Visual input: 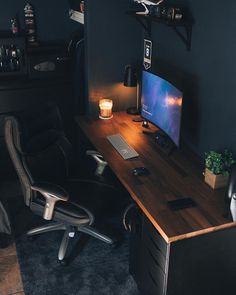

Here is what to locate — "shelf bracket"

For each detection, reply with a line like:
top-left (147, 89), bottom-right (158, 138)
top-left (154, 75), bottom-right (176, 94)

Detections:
top-left (172, 25), bottom-right (192, 51)
top-left (128, 11), bottom-right (193, 51)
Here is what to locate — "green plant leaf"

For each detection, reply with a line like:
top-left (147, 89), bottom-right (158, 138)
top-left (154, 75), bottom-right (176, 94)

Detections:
top-left (204, 149), bottom-right (235, 175)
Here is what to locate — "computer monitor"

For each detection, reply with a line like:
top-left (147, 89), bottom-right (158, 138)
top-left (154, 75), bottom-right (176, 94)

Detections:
top-left (141, 70), bottom-right (183, 147)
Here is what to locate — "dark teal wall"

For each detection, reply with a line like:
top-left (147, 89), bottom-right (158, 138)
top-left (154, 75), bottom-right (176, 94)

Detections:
top-left (85, 0), bottom-right (142, 115)
top-left (148, 0), bottom-right (236, 156)
top-left (1, 1), bottom-right (234, 157)
top-left (0, 0), bottom-right (78, 41)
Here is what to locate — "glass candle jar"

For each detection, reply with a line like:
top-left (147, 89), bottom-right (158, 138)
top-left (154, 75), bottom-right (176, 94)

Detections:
top-left (99, 99), bottom-right (113, 119)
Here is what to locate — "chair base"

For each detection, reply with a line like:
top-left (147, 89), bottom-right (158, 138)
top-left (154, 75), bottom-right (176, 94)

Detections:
top-left (27, 222), bottom-right (114, 262)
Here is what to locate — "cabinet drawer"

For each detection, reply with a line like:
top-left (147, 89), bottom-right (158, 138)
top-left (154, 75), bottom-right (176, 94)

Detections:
top-left (143, 216), bottom-right (167, 257)
top-left (143, 229), bottom-right (167, 273)
top-left (142, 246), bottom-right (166, 295)
top-left (145, 269), bottom-right (165, 295)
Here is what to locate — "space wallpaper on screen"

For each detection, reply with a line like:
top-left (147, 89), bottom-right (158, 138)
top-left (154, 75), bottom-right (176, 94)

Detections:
top-left (141, 71), bottom-right (183, 146)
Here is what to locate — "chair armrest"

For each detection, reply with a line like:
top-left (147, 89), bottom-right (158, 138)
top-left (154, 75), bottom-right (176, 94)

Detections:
top-left (228, 164), bottom-right (236, 200)
top-left (228, 164), bottom-right (236, 221)
top-left (122, 203), bottom-right (140, 232)
top-left (86, 150), bottom-right (108, 176)
top-left (31, 182), bottom-right (69, 221)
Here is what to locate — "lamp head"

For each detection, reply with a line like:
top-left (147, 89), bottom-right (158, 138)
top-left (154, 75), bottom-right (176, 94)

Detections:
top-left (123, 65), bottom-right (137, 87)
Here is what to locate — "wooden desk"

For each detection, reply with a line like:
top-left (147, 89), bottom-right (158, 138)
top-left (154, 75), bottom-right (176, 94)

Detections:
top-left (76, 112), bottom-right (236, 295)
top-left (76, 112), bottom-right (234, 242)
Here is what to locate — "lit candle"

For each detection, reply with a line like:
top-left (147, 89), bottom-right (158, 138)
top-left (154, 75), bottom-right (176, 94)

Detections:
top-left (99, 99), bottom-right (113, 119)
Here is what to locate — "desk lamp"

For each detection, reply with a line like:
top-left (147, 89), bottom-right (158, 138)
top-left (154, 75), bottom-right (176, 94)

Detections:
top-left (123, 64), bottom-right (140, 115)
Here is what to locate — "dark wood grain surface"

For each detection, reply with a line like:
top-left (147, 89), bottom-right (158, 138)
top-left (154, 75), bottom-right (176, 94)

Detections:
top-left (76, 112), bottom-right (235, 242)
top-left (0, 243), bottom-right (24, 295)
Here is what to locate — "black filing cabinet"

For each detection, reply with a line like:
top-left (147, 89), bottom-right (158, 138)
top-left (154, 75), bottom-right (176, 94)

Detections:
top-left (130, 213), bottom-right (236, 295)
top-left (130, 214), bottom-right (169, 295)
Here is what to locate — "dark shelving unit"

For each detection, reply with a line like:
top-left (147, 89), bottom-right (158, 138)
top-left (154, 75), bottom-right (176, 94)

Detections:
top-left (127, 11), bottom-right (193, 51)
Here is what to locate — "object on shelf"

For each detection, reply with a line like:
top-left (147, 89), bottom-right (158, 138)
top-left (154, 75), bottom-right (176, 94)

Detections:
top-left (133, 0), bottom-right (164, 15)
top-left (127, 10), bottom-right (193, 50)
top-left (24, 3), bottom-right (37, 46)
top-left (0, 35), bottom-right (27, 76)
top-left (80, 1), bottom-right (85, 13)
top-left (11, 16), bottom-right (19, 35)
top-left (69, 9), bottom-right (84, 24)
top-left (150, 5), bottom-right (183, 20)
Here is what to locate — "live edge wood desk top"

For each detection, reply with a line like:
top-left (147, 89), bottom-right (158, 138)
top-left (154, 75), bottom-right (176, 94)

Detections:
top-left (76, 112), bottom-right (235, 243)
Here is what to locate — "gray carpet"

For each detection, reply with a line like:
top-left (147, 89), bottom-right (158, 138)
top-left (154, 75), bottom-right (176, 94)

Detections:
top-left (3, 179), bottom-right (140, 294)
top-left (17, 233), bottom-right (138, 295)
top-left (14, 211), bottom-right (140, 295)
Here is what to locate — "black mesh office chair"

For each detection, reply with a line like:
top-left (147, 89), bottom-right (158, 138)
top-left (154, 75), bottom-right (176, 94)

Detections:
top-left (4, 103), bottom-right (123, 264)
top-left (227, 163), bottom-right (236, 221)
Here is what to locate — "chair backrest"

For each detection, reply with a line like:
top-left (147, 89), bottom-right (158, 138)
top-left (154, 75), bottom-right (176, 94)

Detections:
top-left (4, 103), bottom-right (74, 206)
top-left (228, 163), bottom-right (236, 200)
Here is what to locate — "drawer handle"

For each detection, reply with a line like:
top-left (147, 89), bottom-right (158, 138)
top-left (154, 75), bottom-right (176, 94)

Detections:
top-left (148, 234), bottom-right (166, 258)
top-left (148, 270), bottom-right (159, 288)
top-left (148, 248), bottom-right (163, 270)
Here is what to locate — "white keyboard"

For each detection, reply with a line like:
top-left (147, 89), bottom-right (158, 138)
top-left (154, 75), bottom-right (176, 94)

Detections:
top-left (107, 133), bottom-right (139, 160)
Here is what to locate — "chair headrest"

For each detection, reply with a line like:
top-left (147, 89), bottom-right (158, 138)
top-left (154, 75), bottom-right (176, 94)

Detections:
top-left (6, 103), bottom-right (65, 154)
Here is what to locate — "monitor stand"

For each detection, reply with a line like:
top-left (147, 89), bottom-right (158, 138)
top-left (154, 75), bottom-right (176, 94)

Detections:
top-left (143, 130), bottom-right (176, 156)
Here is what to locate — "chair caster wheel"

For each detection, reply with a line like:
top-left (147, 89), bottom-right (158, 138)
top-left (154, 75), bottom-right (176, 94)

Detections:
top-left (58, 259), bottom-right (67, 266)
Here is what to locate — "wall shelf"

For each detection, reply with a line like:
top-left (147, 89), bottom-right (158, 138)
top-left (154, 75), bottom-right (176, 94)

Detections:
top-left (127, 11), bottom-right (193, 51)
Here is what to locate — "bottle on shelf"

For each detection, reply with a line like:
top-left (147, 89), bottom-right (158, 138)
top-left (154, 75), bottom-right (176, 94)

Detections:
top-left (80, 1), bottom-right (85, 13)
top-left (24, 3), bottom-right (37, 46)
top-left (11, 16), bottom-right (19, 35)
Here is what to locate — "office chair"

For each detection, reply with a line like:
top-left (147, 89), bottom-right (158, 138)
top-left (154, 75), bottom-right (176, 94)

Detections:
top-left (227, 163), bottom-right (236, 221)
top-left (4, 103), bottom-right (123, 264)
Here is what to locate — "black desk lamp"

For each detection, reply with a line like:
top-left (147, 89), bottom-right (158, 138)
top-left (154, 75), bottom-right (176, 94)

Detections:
top-left (123, 64), bottom-right (140, 115)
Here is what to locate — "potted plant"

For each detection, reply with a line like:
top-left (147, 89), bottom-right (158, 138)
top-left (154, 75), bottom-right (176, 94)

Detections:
top-left (204, 149), bottom-right (235, 189)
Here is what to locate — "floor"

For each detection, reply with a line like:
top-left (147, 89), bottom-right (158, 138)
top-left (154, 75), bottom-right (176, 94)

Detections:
top-left (0, 179), bottom-right (25, 295)
top-left (0, 242), bottom-right (24, 295)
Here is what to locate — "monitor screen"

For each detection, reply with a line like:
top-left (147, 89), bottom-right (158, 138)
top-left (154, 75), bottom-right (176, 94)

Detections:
top-left (141, 70), bottom-right (183, 147)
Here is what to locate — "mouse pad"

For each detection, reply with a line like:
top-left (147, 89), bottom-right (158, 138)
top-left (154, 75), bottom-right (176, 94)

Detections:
top-left (168, 198), bottom-right (196, 211)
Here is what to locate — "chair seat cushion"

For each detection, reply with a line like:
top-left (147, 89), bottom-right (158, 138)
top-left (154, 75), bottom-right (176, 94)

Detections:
top-left (31, 178), bottom-right (120, 225)
top-left (64, 178), bottom-right (118, 213)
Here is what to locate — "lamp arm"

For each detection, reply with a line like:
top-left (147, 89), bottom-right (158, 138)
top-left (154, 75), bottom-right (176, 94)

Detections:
top-left (136, 80), bottom-right (140, 111)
